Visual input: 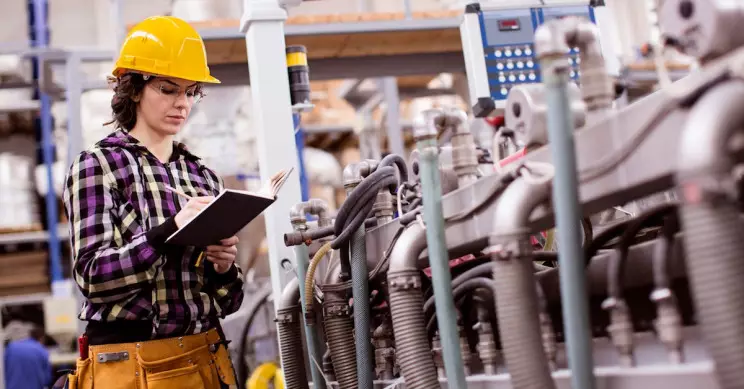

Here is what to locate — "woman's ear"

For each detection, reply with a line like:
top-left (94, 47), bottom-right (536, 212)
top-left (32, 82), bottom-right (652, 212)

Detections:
top-left (132, 93), bottom-right (141, 103)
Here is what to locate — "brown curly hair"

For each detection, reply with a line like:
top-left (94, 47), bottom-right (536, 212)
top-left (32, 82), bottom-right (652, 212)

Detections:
top-left (104, 73), bottom-right (149, 131)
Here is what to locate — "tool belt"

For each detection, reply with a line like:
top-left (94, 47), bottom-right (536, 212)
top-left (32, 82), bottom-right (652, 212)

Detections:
top-left (65, 328), bottom-right (237, 389)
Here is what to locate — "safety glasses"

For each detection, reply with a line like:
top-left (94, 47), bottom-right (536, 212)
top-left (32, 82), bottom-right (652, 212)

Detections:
top-left (147, 78), bottom-right (205, 105)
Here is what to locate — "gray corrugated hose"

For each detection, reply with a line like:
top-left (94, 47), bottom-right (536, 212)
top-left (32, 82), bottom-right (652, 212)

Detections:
top-left (350, 225), bottom-right (374, 388)
top-left (276, 278), bottom-right (310, 389)
top-left (322, 285), bottom-right (358, 389)
top-left (387, 223), bottom-right (441, 389)
top-left (676, 80), bottom-right (744, 389)
top-left (489, 177), bottom-right (556, 389)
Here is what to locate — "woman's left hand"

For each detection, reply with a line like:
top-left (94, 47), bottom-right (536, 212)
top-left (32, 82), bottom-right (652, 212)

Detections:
top-left (205, 236), bottom-right (239, 274)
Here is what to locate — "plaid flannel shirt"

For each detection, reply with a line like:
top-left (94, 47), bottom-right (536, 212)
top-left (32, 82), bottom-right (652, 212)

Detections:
top-left (63, 130), bottom-right (244, 338)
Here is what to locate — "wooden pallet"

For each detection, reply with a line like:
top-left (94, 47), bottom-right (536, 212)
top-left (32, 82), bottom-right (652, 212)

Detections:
top-left (186, 11), bottom-right (463, 65)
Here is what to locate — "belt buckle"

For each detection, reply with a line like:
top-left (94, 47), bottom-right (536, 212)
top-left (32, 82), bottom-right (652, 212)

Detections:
top-left (96, 351), bottom-right (130, 363)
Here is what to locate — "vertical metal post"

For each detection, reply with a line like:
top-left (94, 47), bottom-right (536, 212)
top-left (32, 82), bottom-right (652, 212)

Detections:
top-left (379, 77), bottom-right (404, 157)
top-left (64, 53), bottom-right (87, 335)
top-left (30, 0), bottom-right (64, 288)
top-left (403, 0), bottom-right (412, 20)
top-left (414, 110), bottom-right (467, 387)
top-left (537, 31), bottom-right (597, 389)
top-left (241, 0), bottom-right (304, 306)
top-left (293, 113), bottom-right (309, 202)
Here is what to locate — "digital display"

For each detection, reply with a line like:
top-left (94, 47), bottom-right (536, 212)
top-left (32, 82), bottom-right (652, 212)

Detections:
top-left (497, 19), bottom-right (520, 31)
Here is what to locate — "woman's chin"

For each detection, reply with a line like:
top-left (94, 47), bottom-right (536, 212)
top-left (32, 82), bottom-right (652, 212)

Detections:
top-left (157, 125), bottom-right (182, 136)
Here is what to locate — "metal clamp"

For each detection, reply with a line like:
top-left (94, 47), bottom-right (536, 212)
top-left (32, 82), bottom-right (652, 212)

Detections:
top-left (96, 351), bottom-right (130, 363)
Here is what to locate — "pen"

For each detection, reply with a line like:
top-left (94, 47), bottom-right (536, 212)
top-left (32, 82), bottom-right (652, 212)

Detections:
top-left (165, 185), bottom-right (193, 200)
top-left (166, 185), bottom-right (205, 266)
top-left (196, 251), bottom-right (205, 267)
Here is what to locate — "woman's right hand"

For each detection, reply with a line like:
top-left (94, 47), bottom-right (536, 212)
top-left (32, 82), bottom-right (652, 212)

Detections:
top-left (175, 196), bottom-right (215, 228)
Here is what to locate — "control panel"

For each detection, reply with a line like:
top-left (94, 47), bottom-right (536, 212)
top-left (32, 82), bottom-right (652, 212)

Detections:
top-left (460, 2), bottom-right (599, 117)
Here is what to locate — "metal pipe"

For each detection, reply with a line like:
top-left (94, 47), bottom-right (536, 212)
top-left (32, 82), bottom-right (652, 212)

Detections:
top-left (489, 177), bottom-right (556, 389)
top-left (414, 109), bottom-right (467, 388)
top-left (289, 198), bottom-right (332, 227)
top-left (536, 17), bottom-right (614, 124)
top-left (535, 22), bottom-right (596, 389)
top-left (292, 241), bottom-right (327, 389)
top-left (387, 223), bottom-right (439, 388)
top-left (276, 278), bottom-right (310, 389)
top-left (290, 199), bottom-right (332, 389)
top-left (447, 108), bottom-right (480, 187)
top-left (676, 80), bottom-right (744, 389)
top-left (284, 218), bottom-right (377, 247)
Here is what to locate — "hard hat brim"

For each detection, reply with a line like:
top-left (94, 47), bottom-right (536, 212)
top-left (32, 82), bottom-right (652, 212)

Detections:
top-left (112, 67), bottom-right (221, 84)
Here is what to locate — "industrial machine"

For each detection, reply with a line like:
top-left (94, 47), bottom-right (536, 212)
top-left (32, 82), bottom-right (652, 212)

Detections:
top-left (267, 0), bottom-right (744, 389)
top-left (460, 0), bottom-right (619, 118)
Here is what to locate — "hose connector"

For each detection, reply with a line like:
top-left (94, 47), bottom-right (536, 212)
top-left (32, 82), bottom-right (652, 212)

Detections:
top-left (601, 296), bottom-right (635, 367)
top-left (473, 306), bottom-right (499, 375)
top-left (650, 288), bottom-right (685, 364)
top-left (372, 318), bottom-right (396, 380)
top-left (458, 313), bottom-right (473, 376)
top-left (431, 333), bottom-right (446, 379)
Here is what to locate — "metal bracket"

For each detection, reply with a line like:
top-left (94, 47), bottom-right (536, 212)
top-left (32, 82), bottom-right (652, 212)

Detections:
top-left (96, 351), bottom-right (130, 363)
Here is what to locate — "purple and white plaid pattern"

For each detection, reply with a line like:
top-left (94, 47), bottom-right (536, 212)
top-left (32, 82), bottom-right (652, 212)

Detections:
top-left (63, 130), bottom-right (244, 337)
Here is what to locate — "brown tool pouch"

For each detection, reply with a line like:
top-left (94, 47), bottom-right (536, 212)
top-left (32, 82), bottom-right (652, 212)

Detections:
top-left (66, 328), bottom-right (237, 389)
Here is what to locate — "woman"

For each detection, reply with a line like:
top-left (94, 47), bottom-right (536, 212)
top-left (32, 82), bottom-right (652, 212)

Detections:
top-left (61, 15), bottom-right (244, 389)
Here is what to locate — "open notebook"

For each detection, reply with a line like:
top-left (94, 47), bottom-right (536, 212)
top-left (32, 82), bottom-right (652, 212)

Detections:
top-left (166, 167), bottom-right (294, 247)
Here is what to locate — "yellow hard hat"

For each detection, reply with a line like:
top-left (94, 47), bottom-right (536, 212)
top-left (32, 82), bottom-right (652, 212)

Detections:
top-left (112, 15), bottom-right (220, 83)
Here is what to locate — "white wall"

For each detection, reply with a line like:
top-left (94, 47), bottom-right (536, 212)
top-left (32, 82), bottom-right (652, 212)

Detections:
top-left (0, 0), bottom-right (172, 51)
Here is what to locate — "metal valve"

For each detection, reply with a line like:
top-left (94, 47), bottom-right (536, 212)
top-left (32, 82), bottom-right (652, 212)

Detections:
top-left (504, 83), bottom-right (586, 148)
top-left (658, 0), bottom-right (744, 62)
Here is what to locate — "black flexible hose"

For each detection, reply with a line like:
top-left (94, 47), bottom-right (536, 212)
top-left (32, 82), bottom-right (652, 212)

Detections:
top-left (584, 218), bottom-right (634, 266)
top-left (334, 168), bottom-right (396, 235)
top-left (379, 153), bottom-right (409, 183)
top-left (608, 202), bottom-right (678, 299)
top-left (339, 241), bottom-right (351, 281)
top-left (423, 257), bottom-right (554, 320)
top-left (331, 170), bottom-right (397, 249)
top-left (424, 262), bottom-right (493, 318)
top-left (406, 198), bottom-right (422, 212)
top-left (426, 277), bottom-right (497, 335)
top-left (331, 198), bottom-right (379, 249)
top-left (333, 167), bottom-right (395, 233)
top-left (653, 211), bottom-right (680, 290)
top-left (399, 208), bottom-right (421, 226)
